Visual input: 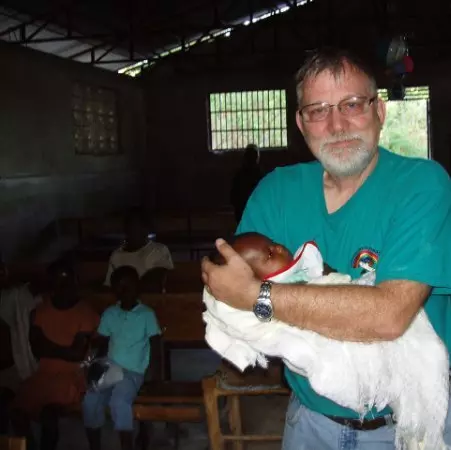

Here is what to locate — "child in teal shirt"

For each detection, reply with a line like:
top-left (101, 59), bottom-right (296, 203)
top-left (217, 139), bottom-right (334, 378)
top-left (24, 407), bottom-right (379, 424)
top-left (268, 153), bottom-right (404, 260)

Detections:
top-left (83, 266), bottom-right (161, 450)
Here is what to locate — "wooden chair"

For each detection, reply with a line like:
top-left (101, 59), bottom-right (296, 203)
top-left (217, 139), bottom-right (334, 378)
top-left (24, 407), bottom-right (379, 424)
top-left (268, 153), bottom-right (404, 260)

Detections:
top-left (202, 373), bottom-right (290, 450)
top-left (0, 436), bottom-right (26, 450)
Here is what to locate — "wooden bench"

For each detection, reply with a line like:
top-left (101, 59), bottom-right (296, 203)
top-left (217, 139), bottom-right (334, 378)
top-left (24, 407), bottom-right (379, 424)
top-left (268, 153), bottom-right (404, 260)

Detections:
top-left (76, 260), bottom-right (202, 293)
top-left (0, 436), bottom-right (26, 450)
top-left (164, 261), bottom-right (203, 293)
top-left (8, 258), bottom-right (203, 295)
top-left (134, 381), bottom-right (205, 449)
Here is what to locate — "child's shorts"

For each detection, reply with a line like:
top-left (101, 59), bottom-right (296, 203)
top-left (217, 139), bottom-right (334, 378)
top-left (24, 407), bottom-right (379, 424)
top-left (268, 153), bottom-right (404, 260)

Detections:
top-left (82, 365), bottom-right (144, 431)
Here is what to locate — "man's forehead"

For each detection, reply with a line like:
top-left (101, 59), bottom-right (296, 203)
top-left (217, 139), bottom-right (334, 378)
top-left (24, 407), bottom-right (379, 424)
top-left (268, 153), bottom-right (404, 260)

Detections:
top-left (302, 66), bottom-right (372, 102)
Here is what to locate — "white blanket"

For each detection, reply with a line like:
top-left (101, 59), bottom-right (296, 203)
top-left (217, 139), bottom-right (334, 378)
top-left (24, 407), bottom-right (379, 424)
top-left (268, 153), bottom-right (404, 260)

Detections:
top-left (203, 242), bottom-right (449, 449)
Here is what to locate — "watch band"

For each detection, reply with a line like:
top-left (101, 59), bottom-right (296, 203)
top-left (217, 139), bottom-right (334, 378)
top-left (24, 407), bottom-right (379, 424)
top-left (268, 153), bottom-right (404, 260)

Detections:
top-left (259, 280), bottom-right (272, 300)
top-left (253, 280), bottom-right (274, 322)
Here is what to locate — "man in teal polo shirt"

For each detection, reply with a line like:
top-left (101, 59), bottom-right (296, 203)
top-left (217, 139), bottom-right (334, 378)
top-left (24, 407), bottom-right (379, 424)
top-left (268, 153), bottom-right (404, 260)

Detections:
top-left (202, 48), bottom-right (451, 449)
top-left (83, 266), bottom-right (161, 450)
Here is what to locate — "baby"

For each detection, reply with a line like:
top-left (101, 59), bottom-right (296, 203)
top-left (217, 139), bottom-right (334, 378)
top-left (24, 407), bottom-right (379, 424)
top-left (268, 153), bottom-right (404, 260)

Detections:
top-left (210, 231), bottom-right (335, 280)
top-left (204, 232), bottom-right (449, 450)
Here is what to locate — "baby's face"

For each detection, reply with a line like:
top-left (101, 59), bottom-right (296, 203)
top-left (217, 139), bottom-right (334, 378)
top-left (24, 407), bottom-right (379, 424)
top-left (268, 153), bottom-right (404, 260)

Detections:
top-left (234, 236), bottom-right (293, 280)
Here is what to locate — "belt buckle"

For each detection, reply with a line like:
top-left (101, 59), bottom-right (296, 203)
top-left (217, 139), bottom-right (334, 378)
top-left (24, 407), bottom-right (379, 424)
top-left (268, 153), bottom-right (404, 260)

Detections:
top-left (343, 419), bottom-right (358, 430)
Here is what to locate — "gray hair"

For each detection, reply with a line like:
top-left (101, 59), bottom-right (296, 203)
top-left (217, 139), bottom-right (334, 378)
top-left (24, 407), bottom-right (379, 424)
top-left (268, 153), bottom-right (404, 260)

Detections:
top-left (295, 48), bottom-right (378, 107)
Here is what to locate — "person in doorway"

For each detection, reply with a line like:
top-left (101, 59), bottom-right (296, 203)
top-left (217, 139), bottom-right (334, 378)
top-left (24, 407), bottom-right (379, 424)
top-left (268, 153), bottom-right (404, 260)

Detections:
top-left (230, 144), bottom-right (263, 223)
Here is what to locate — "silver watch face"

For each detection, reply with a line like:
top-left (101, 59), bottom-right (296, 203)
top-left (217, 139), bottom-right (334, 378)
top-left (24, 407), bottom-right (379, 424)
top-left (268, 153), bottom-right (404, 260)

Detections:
top-left (253, 301), bottom-right (273, 322)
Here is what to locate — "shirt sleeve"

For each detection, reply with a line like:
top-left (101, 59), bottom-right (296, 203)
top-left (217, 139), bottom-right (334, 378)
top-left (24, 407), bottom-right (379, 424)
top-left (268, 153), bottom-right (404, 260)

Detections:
top-left (146, 309), bottom-right (162, 338)
top-left (146, 245), bottom-right (174, 271)
top-left (97, 308), bottom-right (113, 337)
top-left (376, 164), bottom-right (451, 295)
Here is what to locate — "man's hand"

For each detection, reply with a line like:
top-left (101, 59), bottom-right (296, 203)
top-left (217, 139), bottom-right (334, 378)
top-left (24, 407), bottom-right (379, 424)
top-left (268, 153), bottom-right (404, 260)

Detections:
top-left (201, 238), bottom-right (260, 311)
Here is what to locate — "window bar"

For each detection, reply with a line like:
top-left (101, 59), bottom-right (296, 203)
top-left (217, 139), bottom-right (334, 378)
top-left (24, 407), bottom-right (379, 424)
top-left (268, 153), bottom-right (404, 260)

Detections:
top-left (238, 91), bottom-right (243, 149)
top-left (267, 90), bottom-right (272, 147)
top-left (257, 91), bottom-right (261, 146)
top-left (222, 92), bottom-right (227, 150)
top-left (249, 92), bottom-right (254, 147)
top-left (225, 92), bottom-right (229, 150)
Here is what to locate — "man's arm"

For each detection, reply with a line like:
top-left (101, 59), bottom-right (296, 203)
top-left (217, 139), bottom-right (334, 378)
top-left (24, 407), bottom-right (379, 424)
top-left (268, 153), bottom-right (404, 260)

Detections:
top-left (201, 240), bottom-right (430, 342)
top-left (271, 279), bottom-right (430, 341)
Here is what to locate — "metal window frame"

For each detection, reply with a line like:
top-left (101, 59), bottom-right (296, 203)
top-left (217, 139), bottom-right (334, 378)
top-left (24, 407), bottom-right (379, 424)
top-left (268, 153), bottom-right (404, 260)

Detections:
top-left (207, 88), bottom-right (288, 153)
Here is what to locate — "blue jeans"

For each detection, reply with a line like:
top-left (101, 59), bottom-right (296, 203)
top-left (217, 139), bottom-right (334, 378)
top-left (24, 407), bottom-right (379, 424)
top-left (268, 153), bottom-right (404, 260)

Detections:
top-left (282, 393), bottom-right (451, 450)
top-left (82, 368), bottom-right (144, 431)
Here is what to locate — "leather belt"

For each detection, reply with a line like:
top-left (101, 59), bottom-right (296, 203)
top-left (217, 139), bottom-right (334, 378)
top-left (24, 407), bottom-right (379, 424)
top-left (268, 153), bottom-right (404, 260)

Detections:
top-left (325, 414), bottom-right (395, 431)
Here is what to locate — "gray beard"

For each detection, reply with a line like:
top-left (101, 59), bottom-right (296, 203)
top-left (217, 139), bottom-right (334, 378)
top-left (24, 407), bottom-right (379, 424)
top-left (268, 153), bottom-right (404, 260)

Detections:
top-left (318, 135), bottom-right (375, 177)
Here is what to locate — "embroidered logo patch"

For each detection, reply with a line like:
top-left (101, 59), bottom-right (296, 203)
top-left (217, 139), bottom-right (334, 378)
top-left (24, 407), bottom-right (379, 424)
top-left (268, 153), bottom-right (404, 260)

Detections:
top-left (352, 248), bottom-right (380, 272)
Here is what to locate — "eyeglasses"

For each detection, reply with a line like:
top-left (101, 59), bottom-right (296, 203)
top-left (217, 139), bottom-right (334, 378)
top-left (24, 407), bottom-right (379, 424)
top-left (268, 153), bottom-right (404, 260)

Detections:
top-left (299, 96), bottom-right (377, 123)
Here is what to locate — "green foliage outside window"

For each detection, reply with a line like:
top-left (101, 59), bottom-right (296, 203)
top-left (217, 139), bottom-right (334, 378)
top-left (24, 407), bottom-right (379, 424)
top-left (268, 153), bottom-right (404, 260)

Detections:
top-left (379, 86), bottom-right (430, 159)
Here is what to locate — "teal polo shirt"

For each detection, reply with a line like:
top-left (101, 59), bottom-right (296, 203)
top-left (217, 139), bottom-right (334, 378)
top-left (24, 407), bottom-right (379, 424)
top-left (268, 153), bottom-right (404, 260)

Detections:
top-left (237, 147), bottom-right (451, 419)
top-left (98, 302), bottom-right (161, 374)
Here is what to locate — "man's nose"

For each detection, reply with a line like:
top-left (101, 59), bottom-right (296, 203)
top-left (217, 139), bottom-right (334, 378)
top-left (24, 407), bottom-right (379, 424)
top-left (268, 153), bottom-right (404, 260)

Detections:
top-left (326, 106), bottom-right (349, 135)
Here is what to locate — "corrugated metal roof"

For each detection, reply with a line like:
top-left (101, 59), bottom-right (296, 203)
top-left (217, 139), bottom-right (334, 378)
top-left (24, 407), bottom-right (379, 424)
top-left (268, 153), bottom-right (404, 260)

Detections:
top-left (0, 5), bottom-right (145, 72)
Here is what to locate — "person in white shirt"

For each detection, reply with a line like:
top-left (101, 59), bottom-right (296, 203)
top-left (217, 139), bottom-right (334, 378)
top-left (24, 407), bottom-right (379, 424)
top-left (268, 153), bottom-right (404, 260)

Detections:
top-left (105, 210), bottom-right (174, 287)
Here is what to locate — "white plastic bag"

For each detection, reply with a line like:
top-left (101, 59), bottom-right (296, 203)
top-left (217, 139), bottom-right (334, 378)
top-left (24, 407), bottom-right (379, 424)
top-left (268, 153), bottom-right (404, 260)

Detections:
top-left (82, 355), bottom-right (124, 391)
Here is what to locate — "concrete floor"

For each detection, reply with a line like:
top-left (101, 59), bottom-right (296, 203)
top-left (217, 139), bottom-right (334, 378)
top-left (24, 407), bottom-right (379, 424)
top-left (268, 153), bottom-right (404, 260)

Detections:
top-left (55, 394), bottom-right (288, 450)
top-left (52, 349), bottom-right (289, 450)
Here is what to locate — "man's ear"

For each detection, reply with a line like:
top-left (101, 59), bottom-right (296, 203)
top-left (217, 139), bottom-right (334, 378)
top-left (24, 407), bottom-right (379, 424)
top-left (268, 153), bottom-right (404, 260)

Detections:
top-left (296, 110), bottom-right (306, 136)
top-left (376, 97), bottom-right (386, 126)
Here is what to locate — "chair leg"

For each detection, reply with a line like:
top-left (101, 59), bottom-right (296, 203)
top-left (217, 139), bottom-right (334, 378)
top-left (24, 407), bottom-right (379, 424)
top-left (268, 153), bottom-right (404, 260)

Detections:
top-left (227, 396), bottom-right (244, 450)
top-left (202, 377), bottom-right (223, 450)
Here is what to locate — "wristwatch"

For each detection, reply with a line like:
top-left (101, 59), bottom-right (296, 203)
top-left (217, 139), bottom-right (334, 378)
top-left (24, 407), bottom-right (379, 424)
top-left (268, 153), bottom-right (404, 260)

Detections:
top-left (253, 281), bottom-right (274, 322)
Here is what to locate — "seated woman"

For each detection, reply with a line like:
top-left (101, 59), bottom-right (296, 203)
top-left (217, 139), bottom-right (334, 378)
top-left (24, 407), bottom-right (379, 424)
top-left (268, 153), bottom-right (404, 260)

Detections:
top-left (11, 259), bottom-right (99, 450)
top-left (104, 210), bottom-right (173, 290)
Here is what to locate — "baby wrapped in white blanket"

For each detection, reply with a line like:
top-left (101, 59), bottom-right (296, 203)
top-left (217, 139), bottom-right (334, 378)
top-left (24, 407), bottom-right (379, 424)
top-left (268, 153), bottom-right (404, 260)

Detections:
top-left (203, 233), bottom-right (449, 449)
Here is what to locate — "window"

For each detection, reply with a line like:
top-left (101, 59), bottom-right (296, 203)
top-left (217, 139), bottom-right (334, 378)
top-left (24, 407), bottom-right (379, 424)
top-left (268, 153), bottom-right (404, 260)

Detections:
top-left (208, 90), bottom-right (288, 152)
top-left (378, 86), bottom-right (430, 159)
top-left (72, 83), bottom-right (120, 156)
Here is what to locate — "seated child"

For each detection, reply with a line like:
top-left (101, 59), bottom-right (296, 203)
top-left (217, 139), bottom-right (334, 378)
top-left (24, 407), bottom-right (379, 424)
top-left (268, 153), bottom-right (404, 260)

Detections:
top-left (204, 232), bottom-right (449, 450)
top-left (83, 266), bottom-right (162, 450)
